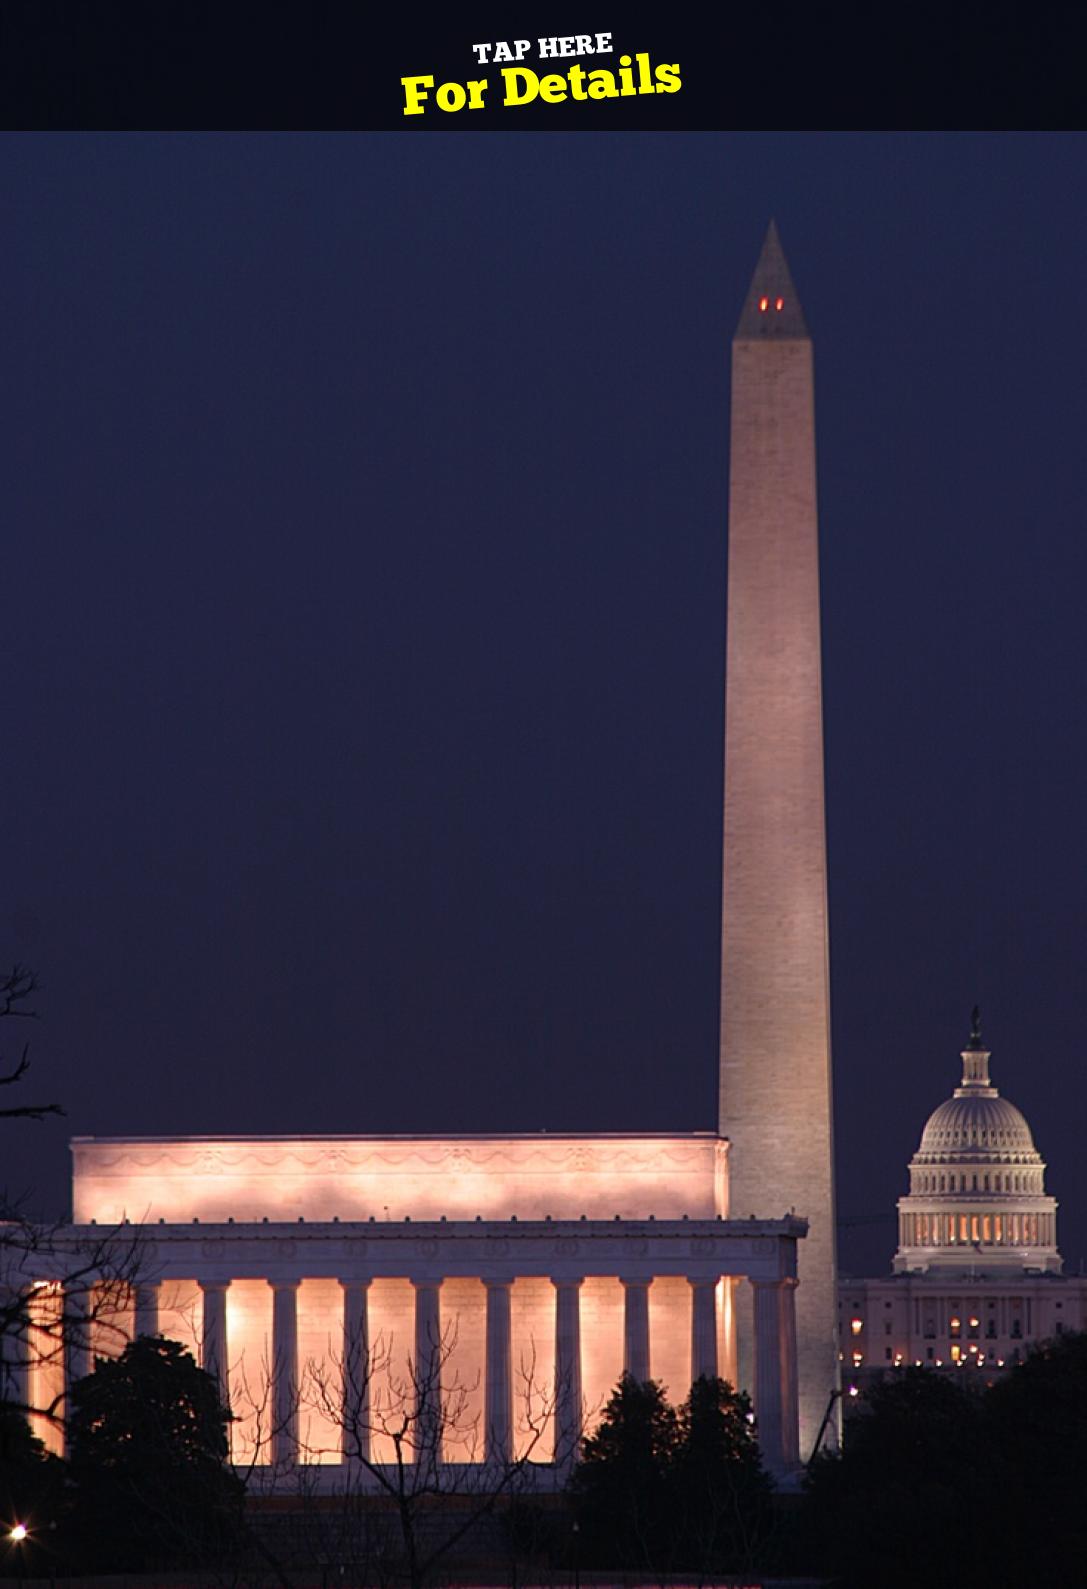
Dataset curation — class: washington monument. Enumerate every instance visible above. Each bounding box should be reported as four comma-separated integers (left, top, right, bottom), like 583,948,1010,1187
720,222,839,1456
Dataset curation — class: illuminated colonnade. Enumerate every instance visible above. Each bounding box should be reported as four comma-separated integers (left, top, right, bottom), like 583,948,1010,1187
34,1133,807,1479
124,1219,799,1476
14,1217,805,1480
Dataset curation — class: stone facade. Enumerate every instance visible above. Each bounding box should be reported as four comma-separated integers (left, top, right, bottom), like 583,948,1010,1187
9,1135,806,1481
719,222,839,1458
840,1017,1079,1397
839,1271,1087,1389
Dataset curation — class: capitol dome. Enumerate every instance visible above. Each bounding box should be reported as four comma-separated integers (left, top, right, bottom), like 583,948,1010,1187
893,1011,1060,1276
916,1093,1038,1162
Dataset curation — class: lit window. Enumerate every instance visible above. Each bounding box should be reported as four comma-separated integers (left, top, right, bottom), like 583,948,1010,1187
950,1345,961,1362
851,1318,863,1336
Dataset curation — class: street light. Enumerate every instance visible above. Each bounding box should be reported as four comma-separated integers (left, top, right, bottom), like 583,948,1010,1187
9,1524,28,1587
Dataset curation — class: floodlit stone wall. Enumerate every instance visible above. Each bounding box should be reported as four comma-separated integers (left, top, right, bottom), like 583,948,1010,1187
71,1133,727,1225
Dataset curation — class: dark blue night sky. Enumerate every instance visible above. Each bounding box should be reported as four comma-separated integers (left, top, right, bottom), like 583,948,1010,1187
2,133,1085,1278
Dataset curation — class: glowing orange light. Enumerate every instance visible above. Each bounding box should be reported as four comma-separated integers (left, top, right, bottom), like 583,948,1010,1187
758,296,769,312
775,297,784,310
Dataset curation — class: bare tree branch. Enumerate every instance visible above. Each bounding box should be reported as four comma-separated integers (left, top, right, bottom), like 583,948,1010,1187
0,965,62,1121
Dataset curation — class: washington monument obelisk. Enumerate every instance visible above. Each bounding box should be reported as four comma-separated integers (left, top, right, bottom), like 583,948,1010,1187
720,222,839,1458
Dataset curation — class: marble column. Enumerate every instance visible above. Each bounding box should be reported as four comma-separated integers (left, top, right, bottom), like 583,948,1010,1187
64,1286,92,1393
412,1280,442,1462
780,1278,799,1463
340,1280,371,1465
270,1280,300,1466
484,1280,512,1463
622,1279,651,1382
133,1282,160,1340
689,1278,718,1381
553,1278,583,1467
751,1278,800,1477
200,1280,230,1404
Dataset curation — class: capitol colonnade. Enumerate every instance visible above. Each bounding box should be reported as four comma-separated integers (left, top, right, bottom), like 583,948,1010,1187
23,1214,805,1482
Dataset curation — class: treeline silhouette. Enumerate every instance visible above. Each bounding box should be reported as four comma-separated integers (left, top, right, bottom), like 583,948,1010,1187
5,1332,1087,1584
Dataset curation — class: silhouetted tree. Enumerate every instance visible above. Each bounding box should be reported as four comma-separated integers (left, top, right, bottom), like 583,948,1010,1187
0,1401,65,1573
571,1374,679,1568
65,1335,244,1571
801,1367,989,1588
1,963,146,1436
295,1316,569,1589
979,1332,1087,1589
671,1375,773,1573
